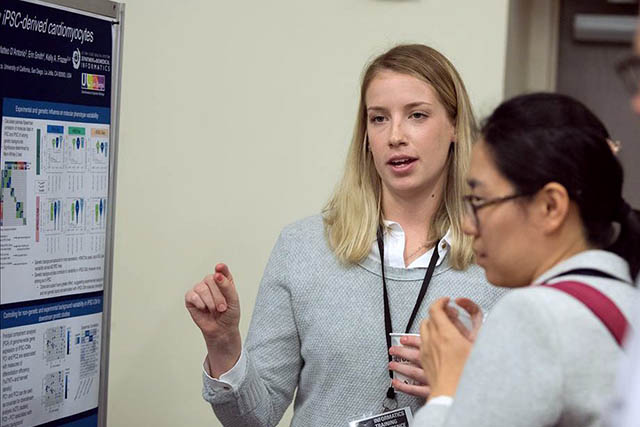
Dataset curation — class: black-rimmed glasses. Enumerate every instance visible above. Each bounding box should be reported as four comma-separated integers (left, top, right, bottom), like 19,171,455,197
616,54,640,94
463,194,530,229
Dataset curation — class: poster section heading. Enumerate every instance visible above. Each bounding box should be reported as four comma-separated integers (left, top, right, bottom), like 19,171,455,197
1,9,95,45
1,294,103,329
3,99,109,125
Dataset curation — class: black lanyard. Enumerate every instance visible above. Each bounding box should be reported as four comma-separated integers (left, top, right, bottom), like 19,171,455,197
545,268,631,284
377,226,440,410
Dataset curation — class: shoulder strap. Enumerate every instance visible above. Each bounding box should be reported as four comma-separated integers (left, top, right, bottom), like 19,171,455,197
546,268,631,284
542,281,630,347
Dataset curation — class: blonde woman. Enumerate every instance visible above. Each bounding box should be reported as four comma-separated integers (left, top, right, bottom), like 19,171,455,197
185,44,507,426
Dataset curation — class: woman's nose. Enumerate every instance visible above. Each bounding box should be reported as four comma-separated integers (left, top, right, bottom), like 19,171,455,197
388,121,407,147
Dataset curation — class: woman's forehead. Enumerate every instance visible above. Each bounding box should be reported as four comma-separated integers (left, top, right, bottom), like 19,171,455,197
468,141,507,189
366,71,437,101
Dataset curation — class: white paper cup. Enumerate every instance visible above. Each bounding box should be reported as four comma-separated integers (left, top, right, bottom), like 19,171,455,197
447,302,473,330
389,333,420,386
447,301,488,331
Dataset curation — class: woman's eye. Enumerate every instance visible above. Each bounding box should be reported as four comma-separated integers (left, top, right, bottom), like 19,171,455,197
410,112,428,119
469,195,484,205
369,115,386,123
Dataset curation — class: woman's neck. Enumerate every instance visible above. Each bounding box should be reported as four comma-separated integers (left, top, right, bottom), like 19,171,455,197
529,218,593,282
382,179,445,265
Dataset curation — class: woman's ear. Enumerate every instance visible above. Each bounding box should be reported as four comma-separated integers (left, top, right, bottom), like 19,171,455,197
533,182,571,234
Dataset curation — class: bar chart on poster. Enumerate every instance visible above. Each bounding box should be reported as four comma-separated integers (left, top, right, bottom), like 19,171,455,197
0,1,123,426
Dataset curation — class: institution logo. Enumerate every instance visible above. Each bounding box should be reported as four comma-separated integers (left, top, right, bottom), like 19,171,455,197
81,73,105,92
72,48,81,70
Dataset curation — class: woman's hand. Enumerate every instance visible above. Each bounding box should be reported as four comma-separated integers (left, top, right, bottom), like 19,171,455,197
185,263,242,377
389,335,430,399
419,297,476,400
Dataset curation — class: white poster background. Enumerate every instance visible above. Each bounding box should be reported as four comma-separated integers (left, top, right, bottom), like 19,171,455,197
1,113,109,304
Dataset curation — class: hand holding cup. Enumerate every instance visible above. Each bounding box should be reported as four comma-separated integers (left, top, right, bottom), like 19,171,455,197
388,333,431,399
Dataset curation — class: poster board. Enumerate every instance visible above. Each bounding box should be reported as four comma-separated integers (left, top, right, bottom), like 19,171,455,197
0,0,123,425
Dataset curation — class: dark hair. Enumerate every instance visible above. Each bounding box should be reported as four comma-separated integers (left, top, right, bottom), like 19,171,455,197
481,92,640,280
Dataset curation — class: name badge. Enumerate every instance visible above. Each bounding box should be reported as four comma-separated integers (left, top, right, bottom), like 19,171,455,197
348,407,413,427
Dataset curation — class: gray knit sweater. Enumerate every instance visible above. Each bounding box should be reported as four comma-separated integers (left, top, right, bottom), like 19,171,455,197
413,250,639,427
202,215,508,426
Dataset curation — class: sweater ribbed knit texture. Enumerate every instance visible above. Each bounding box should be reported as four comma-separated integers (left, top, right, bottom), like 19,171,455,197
203,215,508,426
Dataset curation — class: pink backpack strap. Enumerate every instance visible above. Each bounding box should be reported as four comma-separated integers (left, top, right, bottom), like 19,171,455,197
543,281,630,347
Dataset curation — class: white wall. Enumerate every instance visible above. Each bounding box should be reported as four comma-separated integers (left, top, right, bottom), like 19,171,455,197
107,1,511,425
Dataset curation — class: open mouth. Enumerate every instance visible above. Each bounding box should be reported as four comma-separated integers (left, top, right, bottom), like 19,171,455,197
388,158,415,166
388,157,417,168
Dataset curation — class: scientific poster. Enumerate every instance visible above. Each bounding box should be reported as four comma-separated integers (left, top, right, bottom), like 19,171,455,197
0,0,113,426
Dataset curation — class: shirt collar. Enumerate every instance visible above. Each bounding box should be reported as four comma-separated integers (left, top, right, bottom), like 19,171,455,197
368,220,452,269
532,249,632,285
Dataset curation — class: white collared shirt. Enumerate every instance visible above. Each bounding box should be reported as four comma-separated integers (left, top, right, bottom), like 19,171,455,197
204,223,453,391
367,220,452,269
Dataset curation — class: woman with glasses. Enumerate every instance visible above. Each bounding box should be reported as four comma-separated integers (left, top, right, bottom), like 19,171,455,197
414,92,640,427
184,44,507,426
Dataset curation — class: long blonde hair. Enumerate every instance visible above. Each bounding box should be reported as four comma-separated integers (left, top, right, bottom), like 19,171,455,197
323,44,476,270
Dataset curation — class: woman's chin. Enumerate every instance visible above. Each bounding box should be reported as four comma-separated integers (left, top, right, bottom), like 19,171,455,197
484,268,523,288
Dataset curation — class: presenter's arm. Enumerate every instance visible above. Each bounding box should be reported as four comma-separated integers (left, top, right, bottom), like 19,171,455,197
185,230,302,426
185,263,242,378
